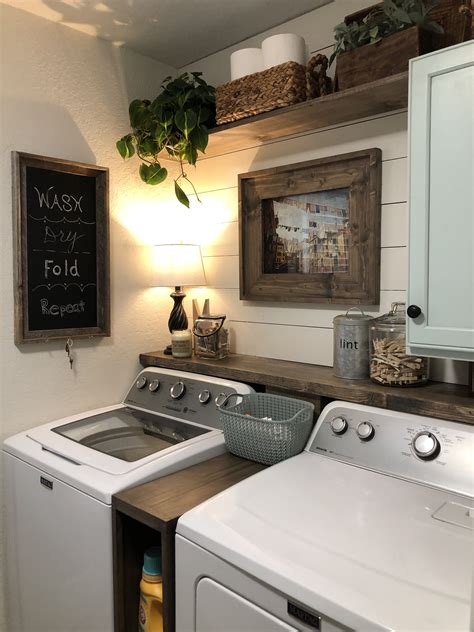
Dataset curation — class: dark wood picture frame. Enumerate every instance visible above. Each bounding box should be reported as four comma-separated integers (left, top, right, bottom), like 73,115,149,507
239,149,382,304
13,152,110,343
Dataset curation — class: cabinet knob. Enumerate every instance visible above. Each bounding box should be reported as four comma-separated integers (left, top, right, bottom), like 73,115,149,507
407,305,422,319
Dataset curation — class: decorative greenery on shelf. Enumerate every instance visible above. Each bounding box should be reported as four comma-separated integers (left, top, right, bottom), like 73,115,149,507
116,72,216,207
329,0,443,66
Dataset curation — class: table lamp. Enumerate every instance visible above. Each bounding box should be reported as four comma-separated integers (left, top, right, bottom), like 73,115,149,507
152,244,207,355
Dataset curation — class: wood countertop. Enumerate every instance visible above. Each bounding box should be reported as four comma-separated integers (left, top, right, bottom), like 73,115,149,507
113,453,265,632
139,351,474,425
113,452,266,529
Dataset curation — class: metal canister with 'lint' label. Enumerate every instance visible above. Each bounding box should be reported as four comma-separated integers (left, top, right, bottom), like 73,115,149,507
333,307,373,379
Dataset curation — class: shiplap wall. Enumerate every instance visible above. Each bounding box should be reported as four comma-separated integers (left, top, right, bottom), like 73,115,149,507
176,0,468,384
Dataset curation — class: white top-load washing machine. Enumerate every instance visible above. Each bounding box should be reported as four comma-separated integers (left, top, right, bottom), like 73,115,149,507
3,366,253,632
176,401,473,632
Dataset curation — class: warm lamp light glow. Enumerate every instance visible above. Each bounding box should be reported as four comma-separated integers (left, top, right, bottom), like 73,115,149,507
151,244,206,288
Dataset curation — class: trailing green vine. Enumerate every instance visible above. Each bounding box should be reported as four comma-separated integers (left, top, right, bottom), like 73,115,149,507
116,72,216,207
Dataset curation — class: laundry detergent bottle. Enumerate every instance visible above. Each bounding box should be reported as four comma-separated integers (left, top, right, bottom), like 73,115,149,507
138,546,163,632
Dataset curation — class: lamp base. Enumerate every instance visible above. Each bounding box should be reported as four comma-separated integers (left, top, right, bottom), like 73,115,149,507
163,344,172,356
168,286,188,332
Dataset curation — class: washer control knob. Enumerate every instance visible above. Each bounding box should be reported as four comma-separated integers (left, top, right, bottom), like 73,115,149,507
330,417,348,435
215,392,228,407
413,432,440,460
136,376,147,390
149,379,160,393
357,422,375,441
170,381,186,400
198,390,212,405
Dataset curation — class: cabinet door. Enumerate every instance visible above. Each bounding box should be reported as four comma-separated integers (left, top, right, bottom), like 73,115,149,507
408,42,473,361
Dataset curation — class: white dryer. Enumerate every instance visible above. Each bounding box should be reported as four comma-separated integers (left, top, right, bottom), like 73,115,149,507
176,401,473,632
3,366,253,632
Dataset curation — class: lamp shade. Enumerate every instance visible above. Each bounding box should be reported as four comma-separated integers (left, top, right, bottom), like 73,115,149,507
151,244,206,288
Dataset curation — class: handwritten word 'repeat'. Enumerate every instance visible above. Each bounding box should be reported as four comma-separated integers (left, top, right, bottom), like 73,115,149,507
34,186,84,213
44,259,80,278
40,298,86,318
44,226,84,253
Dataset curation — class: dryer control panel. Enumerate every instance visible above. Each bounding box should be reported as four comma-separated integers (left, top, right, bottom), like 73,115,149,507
307,402,473,497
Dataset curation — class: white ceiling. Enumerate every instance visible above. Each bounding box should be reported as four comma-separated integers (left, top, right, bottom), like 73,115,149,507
1,0,332,67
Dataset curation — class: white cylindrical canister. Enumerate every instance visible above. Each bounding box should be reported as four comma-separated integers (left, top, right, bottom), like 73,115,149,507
261,33,306,69
230,48,263,80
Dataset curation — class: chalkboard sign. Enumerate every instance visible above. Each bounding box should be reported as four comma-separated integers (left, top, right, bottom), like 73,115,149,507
13,152,110,343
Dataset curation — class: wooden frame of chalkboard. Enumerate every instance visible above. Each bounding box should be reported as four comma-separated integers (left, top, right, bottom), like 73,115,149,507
13,152,110,343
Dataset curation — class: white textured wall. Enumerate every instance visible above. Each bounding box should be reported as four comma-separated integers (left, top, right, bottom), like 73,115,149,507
0,1,469,629
179,0,468,385
0,6,177,629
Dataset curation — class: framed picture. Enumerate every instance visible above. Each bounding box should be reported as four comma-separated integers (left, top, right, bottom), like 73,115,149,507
239,149,382,304
13,152,110,343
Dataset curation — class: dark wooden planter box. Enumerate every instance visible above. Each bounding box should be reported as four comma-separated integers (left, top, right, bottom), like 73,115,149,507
336,26,430,91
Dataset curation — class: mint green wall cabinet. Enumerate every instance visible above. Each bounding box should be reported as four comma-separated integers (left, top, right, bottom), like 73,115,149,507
407,41,473,362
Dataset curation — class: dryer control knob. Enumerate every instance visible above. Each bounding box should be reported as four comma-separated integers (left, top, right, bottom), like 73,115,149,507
149,379,160,393
357,422,375,441
136,376,147,390
330,417,348,435
413,432,440,460
170,381,186,400
198,390,212,405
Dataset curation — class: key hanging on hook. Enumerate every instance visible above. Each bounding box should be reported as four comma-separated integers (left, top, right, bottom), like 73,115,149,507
65,337,74,370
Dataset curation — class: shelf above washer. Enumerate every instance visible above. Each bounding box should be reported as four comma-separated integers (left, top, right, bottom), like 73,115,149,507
139,351,474,426
202,72,409,158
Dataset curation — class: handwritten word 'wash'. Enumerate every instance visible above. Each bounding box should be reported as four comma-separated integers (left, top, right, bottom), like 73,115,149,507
35,186,83,213
41,298,86,318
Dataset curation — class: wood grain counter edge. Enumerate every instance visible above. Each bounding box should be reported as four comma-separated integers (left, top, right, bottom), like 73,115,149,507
113,453,266,526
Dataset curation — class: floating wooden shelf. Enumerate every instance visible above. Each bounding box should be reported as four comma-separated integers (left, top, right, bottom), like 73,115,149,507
204,72,409,157
139,351,474,425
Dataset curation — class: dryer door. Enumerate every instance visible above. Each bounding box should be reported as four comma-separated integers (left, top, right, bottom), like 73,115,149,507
196,577,298,632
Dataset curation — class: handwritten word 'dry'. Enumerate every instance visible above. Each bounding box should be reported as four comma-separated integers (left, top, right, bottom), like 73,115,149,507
34,186,83,213
44,226,84,253
41,298,86,318
44,259,80,278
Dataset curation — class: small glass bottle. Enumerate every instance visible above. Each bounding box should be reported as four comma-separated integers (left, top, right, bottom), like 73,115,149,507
370,302,428,387
171,329,192,358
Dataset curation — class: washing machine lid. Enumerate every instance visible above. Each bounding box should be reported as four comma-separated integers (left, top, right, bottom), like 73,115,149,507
177,452,472,632
27,404,217,476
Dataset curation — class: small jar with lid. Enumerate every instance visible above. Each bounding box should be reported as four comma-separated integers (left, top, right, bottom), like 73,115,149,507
370,302,428,387
171,329,192,358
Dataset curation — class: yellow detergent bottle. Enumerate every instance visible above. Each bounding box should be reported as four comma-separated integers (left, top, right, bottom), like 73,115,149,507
138,546,163,632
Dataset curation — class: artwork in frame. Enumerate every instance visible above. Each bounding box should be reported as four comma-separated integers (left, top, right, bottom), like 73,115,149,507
239,149,382,304
12,152,110,343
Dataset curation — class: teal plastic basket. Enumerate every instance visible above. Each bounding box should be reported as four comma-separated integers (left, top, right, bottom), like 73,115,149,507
219,393,314,465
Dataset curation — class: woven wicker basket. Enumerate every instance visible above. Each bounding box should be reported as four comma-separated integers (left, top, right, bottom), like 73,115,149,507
216,56,332,125
216,61,307,125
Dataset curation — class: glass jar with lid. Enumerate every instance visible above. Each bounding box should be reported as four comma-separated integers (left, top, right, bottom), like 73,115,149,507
370,302,428,387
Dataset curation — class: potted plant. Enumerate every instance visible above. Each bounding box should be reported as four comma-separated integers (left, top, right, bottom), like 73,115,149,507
329,0,443,90
116,72,216,207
